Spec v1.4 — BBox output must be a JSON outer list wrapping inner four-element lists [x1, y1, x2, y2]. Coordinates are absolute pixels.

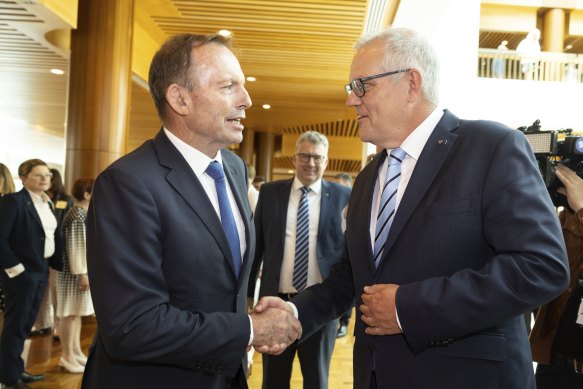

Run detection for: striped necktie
[[205, 161, 242, 278], [292, 186, 310, 292], [373, 148, 406, 267]]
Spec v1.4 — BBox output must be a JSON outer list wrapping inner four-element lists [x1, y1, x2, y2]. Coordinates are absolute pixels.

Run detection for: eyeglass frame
[[344, 68, 411, 97], [295, 153, 327, 164]]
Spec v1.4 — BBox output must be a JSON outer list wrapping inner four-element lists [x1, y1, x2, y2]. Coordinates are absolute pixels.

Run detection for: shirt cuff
[[286, 301, 299, 320], [395, 307, 403, 331], [248, 315, 254, 346], [5, 263, 25, 278]]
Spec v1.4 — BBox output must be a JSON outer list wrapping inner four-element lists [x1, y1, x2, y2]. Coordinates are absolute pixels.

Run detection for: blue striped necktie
[[205, 161, 242, 278], [292, 186, 311, 292], [373, 148, 407, 267]]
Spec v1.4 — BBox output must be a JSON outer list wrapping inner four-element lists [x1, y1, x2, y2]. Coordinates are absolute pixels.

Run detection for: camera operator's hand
[[555, 163, 583, 212]]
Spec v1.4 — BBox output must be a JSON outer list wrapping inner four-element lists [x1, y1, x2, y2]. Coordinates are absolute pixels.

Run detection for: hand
[[250, 297, 302, 355], [555, 164, 583, 212], [360, 284, 401, 336], [78, 274, 90, 291]]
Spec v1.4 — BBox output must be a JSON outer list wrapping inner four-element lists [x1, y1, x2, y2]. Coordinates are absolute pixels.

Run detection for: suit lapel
[[153, 131, 238, 278], [278, 180, 293, 250], [316, 180, 331, 254], [21, 189, 43, 230], [378, 110, 460, 267]]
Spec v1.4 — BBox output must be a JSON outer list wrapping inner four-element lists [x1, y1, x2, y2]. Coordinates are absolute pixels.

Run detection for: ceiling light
[[50, 68, 65, 75], [262, 104, 271, 110], [246, 76, 256, 82], [218, 30, 232, 37]]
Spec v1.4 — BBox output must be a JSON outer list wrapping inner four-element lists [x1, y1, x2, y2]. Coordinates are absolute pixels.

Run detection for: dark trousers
[[536, 356, 583, 389], [339, 308, 351, 327], [0, 271, 47, 384], [262, 319, 337, 389]]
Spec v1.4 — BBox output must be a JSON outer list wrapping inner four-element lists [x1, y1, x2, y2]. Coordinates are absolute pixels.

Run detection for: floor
[[10, 312, 356, 389]]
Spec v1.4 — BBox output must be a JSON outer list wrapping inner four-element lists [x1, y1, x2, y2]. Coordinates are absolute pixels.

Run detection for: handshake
[[249, 297, 302, 355]]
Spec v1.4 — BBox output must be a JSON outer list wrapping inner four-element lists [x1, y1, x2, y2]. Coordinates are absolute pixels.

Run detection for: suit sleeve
[[87, 166, 249, 376], [396, 129, 569, 353], [0, 195, 20, 269]]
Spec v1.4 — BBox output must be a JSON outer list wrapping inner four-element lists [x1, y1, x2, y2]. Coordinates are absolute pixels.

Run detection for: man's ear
[[165, 84, 189, 116], [406, 69, 422, 102]]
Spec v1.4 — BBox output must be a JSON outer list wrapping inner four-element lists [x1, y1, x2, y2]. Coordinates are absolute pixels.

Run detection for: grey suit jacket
[[293, 110, 569, 389], [82, 130, 255, 389]]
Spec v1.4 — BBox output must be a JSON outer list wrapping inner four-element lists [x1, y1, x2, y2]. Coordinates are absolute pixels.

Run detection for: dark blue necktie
[[373, 148, 406, 267], [206, 161, 242, 278], [292, 186, 310, 292]]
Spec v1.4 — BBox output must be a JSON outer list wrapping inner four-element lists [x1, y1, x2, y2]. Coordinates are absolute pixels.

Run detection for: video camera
[[518, 120, 583, 208]]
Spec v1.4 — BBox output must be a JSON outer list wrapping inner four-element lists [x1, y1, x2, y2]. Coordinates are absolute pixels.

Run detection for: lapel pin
[[437, 139, 448, 145]]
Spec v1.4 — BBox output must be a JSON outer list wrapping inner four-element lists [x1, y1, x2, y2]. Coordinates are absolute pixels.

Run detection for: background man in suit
[[255, 27, 569, 389], [0, 159, 63, 389], [82, 33, 301, 389], [249, 131, 350, 389]]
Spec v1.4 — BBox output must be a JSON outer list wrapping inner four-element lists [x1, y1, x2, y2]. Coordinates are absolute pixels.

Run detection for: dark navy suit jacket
[[248, 178, 350, 298], [0, 188, 63, 276], [82, 130, 255, 389], [292, 110, 569, 389]]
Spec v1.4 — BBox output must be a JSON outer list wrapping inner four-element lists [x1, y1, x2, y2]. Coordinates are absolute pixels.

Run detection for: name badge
[[55, 200, 68, 209]]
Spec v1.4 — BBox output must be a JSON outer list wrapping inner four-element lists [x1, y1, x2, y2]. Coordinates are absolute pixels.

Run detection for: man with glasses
[[248, 131, 350, 389], [255, 27, 569, 388]]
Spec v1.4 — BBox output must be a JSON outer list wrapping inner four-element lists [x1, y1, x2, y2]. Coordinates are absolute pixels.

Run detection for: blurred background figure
[[492, 40, 508, 79], [530, 163, 583, 388], [0, 159, 63, 388], [252, 175, 266, 191], [55, 178, 95, 374], [31, 169, 73, 339], [516, 28, 541, 80], [0, 163, 16, 316], [334, 173, 353, 339], [247, 163, 259, 213]]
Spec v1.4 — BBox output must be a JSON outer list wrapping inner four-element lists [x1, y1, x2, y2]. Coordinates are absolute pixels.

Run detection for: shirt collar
[[164, 127, 224, 177], [26, 188, 51, 204], [394, 106, 445, 161], [292, 176, 322, 194]]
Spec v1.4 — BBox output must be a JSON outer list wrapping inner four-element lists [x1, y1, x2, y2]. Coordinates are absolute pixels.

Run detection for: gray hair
[[355, 28, 440, 105], [295, 131, 329, 154]]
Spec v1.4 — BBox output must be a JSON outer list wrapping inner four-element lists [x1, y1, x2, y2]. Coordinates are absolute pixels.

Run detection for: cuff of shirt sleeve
[[287, 301, 298, 319], [5, 263, 25, 278], [248, 315, 254, 347]]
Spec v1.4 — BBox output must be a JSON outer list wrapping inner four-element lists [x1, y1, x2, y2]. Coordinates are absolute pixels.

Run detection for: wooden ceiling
[[1, 0, 582, 172]]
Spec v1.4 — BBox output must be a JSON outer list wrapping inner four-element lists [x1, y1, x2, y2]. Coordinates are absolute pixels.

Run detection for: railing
[[478, 48, 583, 82]]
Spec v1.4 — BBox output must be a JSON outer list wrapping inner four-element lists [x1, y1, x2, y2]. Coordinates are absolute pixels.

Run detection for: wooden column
[[256, 132, 274, 182], [239, 128, 255, 165], [542, 8, 565, 52], [64, 0, 134, 187]]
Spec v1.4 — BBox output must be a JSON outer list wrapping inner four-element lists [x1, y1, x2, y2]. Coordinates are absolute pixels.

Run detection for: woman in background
[[32, 169, 73, 338], [0, 163, 16, 315], [55, 178, 94, 373]]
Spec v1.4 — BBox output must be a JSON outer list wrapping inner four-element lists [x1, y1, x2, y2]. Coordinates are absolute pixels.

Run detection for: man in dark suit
[[255, 27, 569, 389], [0, 159, 63, 389], [82, 34, 301, 389], [249, 131, 350, 389]]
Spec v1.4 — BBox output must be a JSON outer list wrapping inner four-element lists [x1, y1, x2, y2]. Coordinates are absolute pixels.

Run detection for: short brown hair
[[148, 33, 232, 120], [18, 159, 48, 178], [71, 178, 95, 201]]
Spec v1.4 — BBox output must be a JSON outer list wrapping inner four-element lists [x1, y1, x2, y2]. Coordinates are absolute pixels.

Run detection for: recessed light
[[246, 76, 256, 82], [50, 68, 65, 75], [218, 30, 232, 37], [262, 104, 271, 110]]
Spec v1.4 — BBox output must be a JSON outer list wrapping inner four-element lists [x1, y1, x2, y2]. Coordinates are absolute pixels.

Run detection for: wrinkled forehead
[[192, 43, 244, 84]]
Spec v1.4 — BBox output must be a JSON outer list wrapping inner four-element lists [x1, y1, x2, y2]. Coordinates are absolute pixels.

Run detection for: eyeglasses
[[296, 153, 326, 164], [344, 68, 411, 97], [30, 173, 53, 179]]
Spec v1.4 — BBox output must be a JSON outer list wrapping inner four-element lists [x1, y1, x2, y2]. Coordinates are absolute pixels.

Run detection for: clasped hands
[[359, 284, 402, 335], [249, 297, 302, 355]]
